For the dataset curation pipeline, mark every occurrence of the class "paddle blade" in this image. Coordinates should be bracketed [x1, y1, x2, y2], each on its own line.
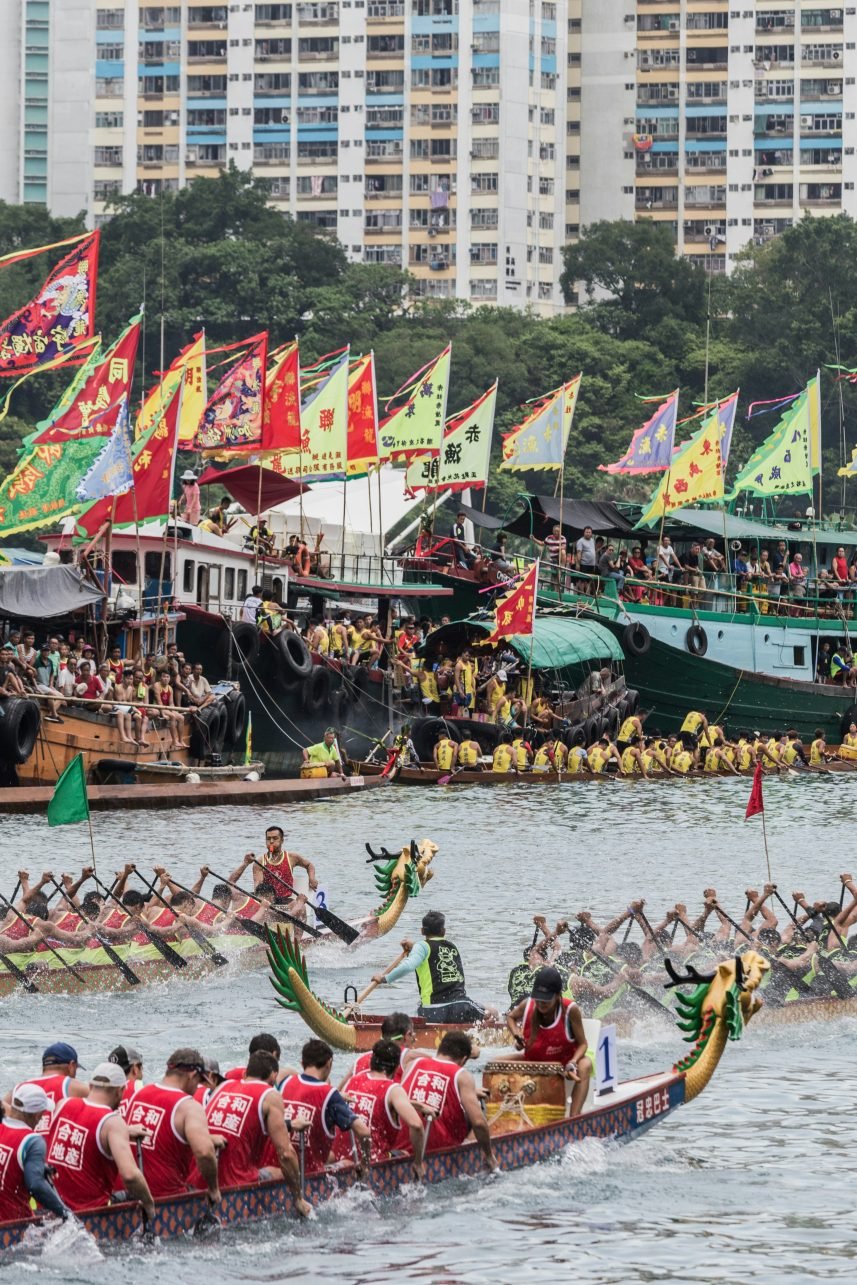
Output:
[313, 902, 359, 945]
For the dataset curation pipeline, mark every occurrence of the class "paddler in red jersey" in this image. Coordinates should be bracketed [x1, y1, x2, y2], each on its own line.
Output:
[505, 965, 592, 1115]
[124, 1047, 221, 1208]
[10, 1042, 90, 1136]
[191, 1050, 310, 1216]
[46, 1061, 155, 1221]
[334, 1039, 426, 1176]
[0, 1082, 68, 1225]
[339, 1013, 416, 1086]
[398, 1031, 497, 1169]
[251, 825, 318, 909]
[108, 1045, 144, 1119]
[280, 1039, 371, 1176]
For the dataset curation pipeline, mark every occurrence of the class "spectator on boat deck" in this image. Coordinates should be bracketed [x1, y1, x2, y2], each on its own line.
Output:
[257, 599, 285, 637]
[656, 536, 682, 583]
[733, 547, 749, 591]
[73, 661, 108, 708]
[788, 553, 807, 606]
[250, 517, 275, 558]
[683, 542, 706, 597]
[291, 536, 311, 577]
[17, 631, 36, 668]
[55, 658, 77, 700]
[451, 511, 476, 569]
[626, 545, 651, 602]
[830, 648, 857, 686]
[153, 673, 186, 750]
[816, 640, 833, 682]
[489, 534, 513, 575]
[207, 496, 235, 537]
[186, 663, 215, 710]
[832, 546, 850, 591]
[816, 570, 839, 614]
[179, 471, 202, 526]
[597, 543, 625, 596]
[242, 583, 264, 624]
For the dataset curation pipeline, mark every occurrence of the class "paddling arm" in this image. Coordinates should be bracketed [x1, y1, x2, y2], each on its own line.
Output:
[20, 1134, 68, 1219]
[504, 998, 526, 1049]
[389, 1085, 426, 1175]
[103, 1116, 155, 1223]
[177, 1098, 220, 1205]
[373, 941, 426, 986]
[458, 1069, 497, 1171]
[263, 1090, 310, 1217]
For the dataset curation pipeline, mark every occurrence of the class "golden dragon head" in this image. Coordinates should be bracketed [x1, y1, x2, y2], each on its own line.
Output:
[667, 951, 769, 1097]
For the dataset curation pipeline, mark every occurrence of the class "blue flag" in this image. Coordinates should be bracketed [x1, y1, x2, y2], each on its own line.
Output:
[599, 390, 678, 475]
[75, 397, 134, 502]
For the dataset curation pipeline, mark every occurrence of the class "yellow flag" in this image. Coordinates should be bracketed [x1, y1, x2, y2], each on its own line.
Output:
[137, 331, 206, 443]
[637, 412, 724, 528]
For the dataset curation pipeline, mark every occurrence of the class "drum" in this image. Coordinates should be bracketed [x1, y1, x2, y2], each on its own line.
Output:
[482, 1060, 566, 1135]
[300, 764, 330, 779]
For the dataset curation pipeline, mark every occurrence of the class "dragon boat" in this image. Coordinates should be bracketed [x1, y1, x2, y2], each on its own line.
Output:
[0, 951, 768, 1251]
[0, 840, 436, 1000]
[357, 760, 857, 786]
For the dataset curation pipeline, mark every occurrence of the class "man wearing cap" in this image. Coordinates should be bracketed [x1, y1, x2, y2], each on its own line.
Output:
[0, 1083, 69, 1223]
[179, 470, 201, 525]
[124, 1048, 220, 1205]
[109, 1046, 144, 1120]
[17, 1043, 90, 1136]
[505, 966, 592, 1115]
[46, 1062, 155, 1219]
[301, 728, 345, 778]
[194, 1057, 225, 1108]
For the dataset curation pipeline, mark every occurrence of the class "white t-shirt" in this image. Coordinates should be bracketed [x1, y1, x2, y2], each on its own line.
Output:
[242, 595, 263, 624]
[657, 544, 678, 572]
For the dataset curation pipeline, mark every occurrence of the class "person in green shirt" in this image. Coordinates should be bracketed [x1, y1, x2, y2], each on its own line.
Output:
[302, 727, 345, 778]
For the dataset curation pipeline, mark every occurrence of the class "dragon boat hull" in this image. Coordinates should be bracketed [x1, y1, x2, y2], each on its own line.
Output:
[605, 989, 857, 1037]
[0, 1069, 684, 1250]
[358, 761, 857, 785]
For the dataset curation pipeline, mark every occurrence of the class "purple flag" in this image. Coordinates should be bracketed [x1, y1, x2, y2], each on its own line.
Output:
[599, 390, 678, 475]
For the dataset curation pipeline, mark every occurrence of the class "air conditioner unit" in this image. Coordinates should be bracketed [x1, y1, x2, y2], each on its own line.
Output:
[831, 9, 843, 18]
[784, 13, 794, 24]
[668, 85, 679, 98]
[833, 49, 842, 59]
[281, 110, 290, 123]
[762, 223, 775, 235]
[828, 81, 840, 93]
[668, 19, 679, 31]
[704, 224, 715, 236]
[801, 114, 814, 127]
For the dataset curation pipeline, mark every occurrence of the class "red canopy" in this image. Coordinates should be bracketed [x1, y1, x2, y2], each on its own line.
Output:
[196, 464, 308, 514]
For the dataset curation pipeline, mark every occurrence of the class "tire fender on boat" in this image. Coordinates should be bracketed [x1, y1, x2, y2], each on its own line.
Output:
[0, 697, 41, 765]
[686, 624, 708, 657]
[603, 705, 620, 739]
[564, 723, 586, 749]
[224, 690, 248, 746]
[302, 665, 332, 715]
[623, 622, 651, 657]
[215, 622, 260, 673]
[190, 702, 227, 758]
[276, 631, 313, 685]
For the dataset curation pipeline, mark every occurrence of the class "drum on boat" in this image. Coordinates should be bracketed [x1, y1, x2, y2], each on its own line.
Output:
[483, 1059, 567, 1135]
[299, 764, 330, 779]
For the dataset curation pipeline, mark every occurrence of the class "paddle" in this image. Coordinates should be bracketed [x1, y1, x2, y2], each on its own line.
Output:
[436, 765, 466, 786]
[90, 873, 189, 972]
[0, 892, 87, 986]
[634, 905, 667, 959]
[0, 877, 39, 994]
[343, 945, 410, 1017]
[248, 857, 359, 945]
[205, 867, 322, 941]
[771, 890, 852, 1001]
[708, 900, 813, 997]
[46, 875, 141, 988]
[132, 873, 228, 967]
[584, 944, 674, 1018]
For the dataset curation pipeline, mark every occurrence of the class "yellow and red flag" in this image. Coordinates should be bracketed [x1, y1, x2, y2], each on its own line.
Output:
[0, 230, 100, 376]
[346, 352, 379, 477]
[485, 561, 538, 643]
[261, 341, 301, 452]
[137, 331, 207, 444]
[32, 314, 141, 444]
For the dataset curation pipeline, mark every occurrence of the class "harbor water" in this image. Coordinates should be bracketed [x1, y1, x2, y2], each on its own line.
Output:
[1, 776, 854, 1283]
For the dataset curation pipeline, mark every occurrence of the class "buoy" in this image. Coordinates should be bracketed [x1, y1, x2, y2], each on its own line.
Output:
[185, 771, 201, 784]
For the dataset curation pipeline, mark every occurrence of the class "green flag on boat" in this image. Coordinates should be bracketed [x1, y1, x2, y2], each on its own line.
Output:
[47, 753, 89, 827]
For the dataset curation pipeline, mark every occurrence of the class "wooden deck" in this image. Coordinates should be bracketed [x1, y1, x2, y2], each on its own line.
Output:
[0, 773, 389, 814]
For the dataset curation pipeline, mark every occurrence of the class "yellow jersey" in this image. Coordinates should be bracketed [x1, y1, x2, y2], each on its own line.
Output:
[672, 750, 693, 773]
[781, 742, 801, 765]
[511, 738, 531, 770]
[765, 738, 781, 762]
[488, 681, 507, 714]
[810, 738, 825, 765]
[703, 747, 722, 773]
[588, 746, 608, 772]
[435, 738, 456, 771]
[457, 740, 480, 767]
[620, 746, 639, 774]
[311, 626, 329, 655]
[566, 747, 588, 774]
[494, 697, 512, 724]
[618, 717, 638, 743]
[736, 741, 754, 771]
[493, 744, 514, 772]
[418, 668, 440, 704]
[681, 711, 705, 735]
[457, 661, 474, 695]
[534, 741, 567, 770]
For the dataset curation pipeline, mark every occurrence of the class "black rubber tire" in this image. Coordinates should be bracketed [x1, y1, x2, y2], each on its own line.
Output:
[214, 622, 260, 673]
[686, 624, 708, 657]
[460, 720, 501, 753]
[411, 716, 460, 762]
[189, 702, 227, 758]
[330, 684, 352, 728]
[603, 706, 620, 739]
[276, 631, 313, 685]
[350, 665, 376, 707]
[0, 698, 41, 764]
[302, 665, 333, 715]
[623, 622, 651, 657]
[565, 723, 587, 749]
[224, 691, 247, 747]
[582, 715, 601, 746]
[617, 697, 631, 723]
[625, 689, 640, 715]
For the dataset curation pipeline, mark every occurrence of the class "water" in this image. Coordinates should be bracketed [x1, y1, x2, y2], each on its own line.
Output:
[1, 775, 854, 1282]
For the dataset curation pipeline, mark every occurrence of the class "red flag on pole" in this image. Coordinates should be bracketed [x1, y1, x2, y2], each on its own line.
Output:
[484, 561, 538, 643]
[745, 762, 764, 820]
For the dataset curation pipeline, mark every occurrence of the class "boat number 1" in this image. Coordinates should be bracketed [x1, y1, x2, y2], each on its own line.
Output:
[595, 1024, 617, 1094]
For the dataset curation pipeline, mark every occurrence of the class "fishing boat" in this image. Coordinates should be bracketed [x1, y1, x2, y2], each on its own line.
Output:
[0, 950, 768, 1250]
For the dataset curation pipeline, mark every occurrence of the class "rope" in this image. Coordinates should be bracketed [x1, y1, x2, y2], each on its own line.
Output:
[712, 669, 747, 728]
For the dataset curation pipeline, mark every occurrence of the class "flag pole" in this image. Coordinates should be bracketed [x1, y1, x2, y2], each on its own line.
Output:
[760, 806, 772, 883]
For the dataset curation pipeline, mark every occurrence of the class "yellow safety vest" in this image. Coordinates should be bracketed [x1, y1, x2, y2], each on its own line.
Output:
[493, 744, 513, 772]
[435, 738, 456, 771]
[457, 740, 480, 767]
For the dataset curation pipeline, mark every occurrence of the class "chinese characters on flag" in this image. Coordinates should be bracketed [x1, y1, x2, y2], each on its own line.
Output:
[0, 231, 100, 376]
[32, 314, 141, 444]
[261, 341, 301, 453]
[484, 561, 538, 643]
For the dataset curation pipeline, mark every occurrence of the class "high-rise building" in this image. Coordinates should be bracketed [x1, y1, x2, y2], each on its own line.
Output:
[0, 0, 582, 314]
[581, 0, 857, 274]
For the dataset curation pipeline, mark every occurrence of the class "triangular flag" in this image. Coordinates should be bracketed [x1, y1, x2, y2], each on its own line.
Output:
[346, 352, 379, 478]
[138, 331, 206, 444]
[0, 231, 99, 376]
[75, 399, 134, 502]
[484, 562, 539, 643]
[637, 404, 727, 528]
[195, 332, 267, 451]
[267, 351, 350, 483]
[47, 753, 90, 827]
[728, 376, 818, 499]
[600, 390, 678, 474]
[405, 382, 497, 495]
[377, 345, 450, 462]
[500, 382, 573, 472]
[32, 314, 141, 444]
[745, 762, 764, 820]
[261, 341, 301, 452]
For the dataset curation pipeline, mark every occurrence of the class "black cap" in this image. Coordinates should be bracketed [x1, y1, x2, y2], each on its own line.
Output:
[530, 966, 564, 1002]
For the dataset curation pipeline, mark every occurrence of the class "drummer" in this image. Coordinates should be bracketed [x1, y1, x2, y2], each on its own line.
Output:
[302, 728, 345, 779]
[505, 965, 592, 1115]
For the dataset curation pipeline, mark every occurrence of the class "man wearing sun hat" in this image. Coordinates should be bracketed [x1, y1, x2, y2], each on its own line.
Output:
[0, 1082, 69, 1222]
[46, 1061, 155, 1218]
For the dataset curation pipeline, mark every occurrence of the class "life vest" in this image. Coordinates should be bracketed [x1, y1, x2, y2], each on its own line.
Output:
[521, 996, 583, 1064]
[511, 738, 531, 770]
[125, 1083, 192, 1198]
[196, 1078, 273, 1188]
[415, 937, 467, 1006]
[492, 744, 513, 772]
[620, 746, 639, 774]
[332, 1072, 400, 1163]
[435, 738, 456, 771]
[457, 740, 480, 767]
[680, 711, 705, 735]
[810, 738, 825, 765]
[399, 1056, 468, 1152]
[22, 1073, 71, 1135]
[47, 1098, 117, 1212]
[279, 1074, 335, 1175]
[831, 651, 849, 678]
[618, 717, 638, 743]
[0, 1119, 36, 1221]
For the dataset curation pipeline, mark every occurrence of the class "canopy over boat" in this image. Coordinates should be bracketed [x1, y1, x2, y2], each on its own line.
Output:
[422, 614, 623, 671]
[0, 565, 104, 618]
[661, 506, 851, 545]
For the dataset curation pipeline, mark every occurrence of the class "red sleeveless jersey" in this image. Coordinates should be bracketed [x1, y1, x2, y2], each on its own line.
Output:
[101, 907, 129, 931]
[2, 916, 31, 941]
[47, 1098, 116, 1212]
[149, 905, 176, 930]
[333, 1072, 399, 1163]
[279, 1074, 334, 1174]
[124, 1083, 190, 1197]
[261, 850, 294, 900]
[521, 997, 583, 1064]
[223, 1065, 245, 1082]
[399, 1057, 467, 1152]
[0, 1119, 36, 1221]
[226, 896, 258, 933]
[118, 1079, 140, 1121]
[194, 902, 225, 927]
[54, 910, 81, 932]
[351, 1049, 404, 1083]
[21, 1073, 71, 1135]
[195, 1079, 273, 1188]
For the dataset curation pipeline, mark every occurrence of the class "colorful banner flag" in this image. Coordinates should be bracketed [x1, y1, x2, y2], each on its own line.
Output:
[346, 352, 379, 477]
[499, 377, 580, 472]
[484, 561, 538, 643]
[0, 231, 99, 376]
[47, 753, 90, 827]
[137, 331, 206, 444]
[76, 372, 184, 535]
[599, 389, 678, 474]
[728, 375, 819, 500]
[195, 332, 267, 451]
[405, 381, 497, 495]
[32, 314, 141, 444]
[0, 437, 105, 537]
[75, 398, 134, 502]
[261, 341, 301, 452]
[714, 390, 739, 467]
[637, 408, 725, 528]
[267, 350, 350, 483]
[377, 345, 450, 462]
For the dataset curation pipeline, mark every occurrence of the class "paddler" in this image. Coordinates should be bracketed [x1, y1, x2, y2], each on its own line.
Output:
[108, 1045, 144, 1119]
[252, 825, 319, 904]
[302, 727, 345, 779]
[587, 734, 623, 775]
[492, 731, 515, 772]
[433, 732, 458, 773]
[340, 1013, 416, 1085]
[533, 736, 570, 774]
[703, 736, 739, 775]
[280, 1039, 371, 1175]
[619, 734, 650, 778]
[616, 709, 646, 750]
[456, 732, 483, 771]
[398, 1031, 497, 1169]
[840, 720, 857, 760]
[0, 1082, 69, 1224]
[810, 729, 833, 766]
[679, 710, 709, 756]
[13, 1042, 90, 1136]
[334, 1039, 426, 1174]
[505, 966, 592, 1115]
[370, 910, 491, 1025]
[782, 729, 809, 768]
[510, 729, 533, 771]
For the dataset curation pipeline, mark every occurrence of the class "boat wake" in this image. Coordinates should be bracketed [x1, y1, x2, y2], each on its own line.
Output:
[17, 1215, 104, 1265]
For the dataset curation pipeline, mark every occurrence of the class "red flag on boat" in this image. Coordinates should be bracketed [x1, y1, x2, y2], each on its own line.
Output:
[0, 231, 100, 376]
[484, 561, 538, 643]
[745, 763, 764, 820]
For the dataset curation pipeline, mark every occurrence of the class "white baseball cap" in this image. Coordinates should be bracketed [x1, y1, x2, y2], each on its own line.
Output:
[12, 1083, 49, 1114]
[89, 1062, 128, 1090]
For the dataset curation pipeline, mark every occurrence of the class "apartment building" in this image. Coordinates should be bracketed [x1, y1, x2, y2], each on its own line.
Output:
[581, 1, 857, 273]
[0, 0, 581, 313]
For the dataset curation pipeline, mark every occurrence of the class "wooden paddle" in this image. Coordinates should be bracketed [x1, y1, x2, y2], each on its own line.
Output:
[0, 892, 87, 986]
[90, 873, 189, 971]
[584, 944, 674, 1018]
[134, 873, 229, 967]
[248, 857, 359, 945]
[205, 867, 322, 940]
[771, 890, 852, 1000]
[46, 875, 141, 988]
[343, 944, 410, 1017]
